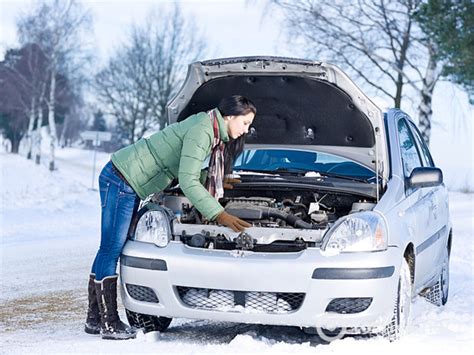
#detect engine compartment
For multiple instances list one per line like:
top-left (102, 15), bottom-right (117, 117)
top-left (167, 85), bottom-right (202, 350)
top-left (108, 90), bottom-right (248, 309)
top-left (161, 187), bottom-right (375, 228)
top-left (154, 184), bottom-right (377, 252)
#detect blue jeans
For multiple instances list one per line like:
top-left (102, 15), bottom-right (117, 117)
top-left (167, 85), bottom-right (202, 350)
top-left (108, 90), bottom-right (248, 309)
top-left (91, 161), bottom-right (139, 281)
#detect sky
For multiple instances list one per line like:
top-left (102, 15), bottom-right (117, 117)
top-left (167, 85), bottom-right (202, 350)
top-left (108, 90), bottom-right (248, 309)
top-left (0, 0), bottom-right (292, 63)
top-left (0, 0), bottom-right (472, 189)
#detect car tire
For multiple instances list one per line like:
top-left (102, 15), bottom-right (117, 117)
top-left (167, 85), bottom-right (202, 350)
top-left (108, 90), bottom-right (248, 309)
top-left (381, 258), bottom-right (412, 341)
top-left (125, 309), bottom-right (172, 334)
top-left (421, 245), bottom-right (450, 306)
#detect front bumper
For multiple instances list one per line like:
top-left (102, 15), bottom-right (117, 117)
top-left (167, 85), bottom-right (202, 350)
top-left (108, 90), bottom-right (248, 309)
top-left (120, 241), bottom-right (400, 329)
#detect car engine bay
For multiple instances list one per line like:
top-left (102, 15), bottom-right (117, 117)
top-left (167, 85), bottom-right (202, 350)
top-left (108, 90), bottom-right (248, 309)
top-left (152, 182), bottom-right (377, 252)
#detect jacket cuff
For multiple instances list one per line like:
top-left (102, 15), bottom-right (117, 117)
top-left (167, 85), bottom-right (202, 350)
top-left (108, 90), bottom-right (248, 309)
top-left (206, 205), bottom-right (225, 221)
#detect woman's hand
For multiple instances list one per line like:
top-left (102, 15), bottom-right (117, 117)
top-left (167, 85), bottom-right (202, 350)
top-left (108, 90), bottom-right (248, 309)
top-left (223, 177), bottom-right (241, 190)
top-left (216, 211), bottom-right (251, 232)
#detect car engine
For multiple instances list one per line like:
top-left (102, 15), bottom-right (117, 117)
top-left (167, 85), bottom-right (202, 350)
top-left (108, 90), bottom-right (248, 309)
top-left (152, 186), bottom-right (376, 252)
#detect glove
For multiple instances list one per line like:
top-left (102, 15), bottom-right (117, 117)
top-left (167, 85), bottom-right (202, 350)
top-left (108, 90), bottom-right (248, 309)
top-left (216, 211), bottom-right (251, 232)
top-left (223, 177), bottom-right (241, 190)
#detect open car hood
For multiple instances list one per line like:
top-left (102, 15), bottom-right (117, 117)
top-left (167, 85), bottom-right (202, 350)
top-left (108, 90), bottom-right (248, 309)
top-left (167, 56), bottom-right (389, 184)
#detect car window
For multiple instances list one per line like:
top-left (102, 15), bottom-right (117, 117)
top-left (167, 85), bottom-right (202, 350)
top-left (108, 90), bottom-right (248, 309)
top-left (234, 148), bottom-right (375, 179)
top-left (398, 119), bottom-right (422, 177)
top-left (408, 121), bottom-right (434, 167)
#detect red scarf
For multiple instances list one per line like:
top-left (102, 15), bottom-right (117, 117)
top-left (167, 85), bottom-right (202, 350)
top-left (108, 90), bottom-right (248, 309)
top-left (205, 109), bottom-right (225, 200)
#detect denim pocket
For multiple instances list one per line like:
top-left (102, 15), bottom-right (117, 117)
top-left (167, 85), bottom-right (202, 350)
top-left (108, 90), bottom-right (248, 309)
top-left (100, 182), bottom-right (110, 208)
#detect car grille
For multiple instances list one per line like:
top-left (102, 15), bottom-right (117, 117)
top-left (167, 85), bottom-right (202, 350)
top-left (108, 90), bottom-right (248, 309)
top-left (325, 297), bottom-right (372, 314)
top-left (176, 286), bottom-right (304, 314)
top-left (126, 284), bottom-right (159, 303)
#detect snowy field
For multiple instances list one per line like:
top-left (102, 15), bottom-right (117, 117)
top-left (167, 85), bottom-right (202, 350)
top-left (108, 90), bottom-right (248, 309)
top-left (0, 148), bottom-right (473, 354)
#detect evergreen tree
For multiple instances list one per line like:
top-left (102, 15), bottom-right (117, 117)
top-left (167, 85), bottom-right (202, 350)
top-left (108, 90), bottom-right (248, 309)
top-left (415, 0), bottom-right (474, 102)
top-left (91, 110), bottom-right (107, 131)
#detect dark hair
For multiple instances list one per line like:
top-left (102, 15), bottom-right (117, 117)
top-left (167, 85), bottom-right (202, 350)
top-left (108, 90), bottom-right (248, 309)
top-left (224, 135), bottom-right (246, 175)
top-left (218, 95), bottom-right (256, 174)
top-left (217, 95), bottom-right (257, 175)
top-left (217, 95), bottom-right (257, 117)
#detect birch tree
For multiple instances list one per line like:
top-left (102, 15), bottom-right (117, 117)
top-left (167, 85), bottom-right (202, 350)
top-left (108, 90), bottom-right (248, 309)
top-left (17, 0), bottom-right (92, 170)
top-left (95, 4), bottom-right (207, 144)
top-left (17, 44), bottom-right (48, 161)
top-left (268, 0), bottom-right (446, 145)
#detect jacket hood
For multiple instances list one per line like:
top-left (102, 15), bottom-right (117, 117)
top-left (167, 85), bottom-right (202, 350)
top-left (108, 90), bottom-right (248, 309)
top-left (167, 56), bottom-right (389, 182)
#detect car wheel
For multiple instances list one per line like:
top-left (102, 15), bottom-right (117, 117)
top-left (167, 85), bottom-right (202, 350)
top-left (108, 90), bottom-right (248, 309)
top-left (125, 309), bottom-right (172, 334)
top-left (421, 245), bottom-right (450, 306)
top-left (381, 258), bottom-right (412, 341)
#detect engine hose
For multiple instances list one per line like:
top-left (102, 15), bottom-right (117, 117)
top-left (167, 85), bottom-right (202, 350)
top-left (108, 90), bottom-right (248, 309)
top-left (281, 199), bottom-right (307, 210)
top-left (260, 207), bottom-right (316, 229)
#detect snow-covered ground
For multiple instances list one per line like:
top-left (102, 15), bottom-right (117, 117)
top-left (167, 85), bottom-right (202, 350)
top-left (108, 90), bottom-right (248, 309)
top-left (0, 148), bottom-right (473, 354)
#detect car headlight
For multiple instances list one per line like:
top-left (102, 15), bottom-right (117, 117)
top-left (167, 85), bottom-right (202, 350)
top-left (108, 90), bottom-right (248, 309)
top-left (133, 208), bottom-right (172, 247)
top-left (322, 211), bottom-right (387, 254)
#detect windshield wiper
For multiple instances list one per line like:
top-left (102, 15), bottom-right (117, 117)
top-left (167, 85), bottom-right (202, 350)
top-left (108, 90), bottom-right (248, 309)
top-left (317, 171), bottom-right (373, 183)
top-left (236, 167), bottom-right (306, 175)
top-left (236, 167), bottom-right (372, 183)
top-left (271, 167), bottom-right (309, 173)
top-left (234, 168), bottom-right (273, 174)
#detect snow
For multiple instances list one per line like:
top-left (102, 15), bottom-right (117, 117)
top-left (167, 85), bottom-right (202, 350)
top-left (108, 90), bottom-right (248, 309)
top-left (1, 148), bottom-right (473, 354)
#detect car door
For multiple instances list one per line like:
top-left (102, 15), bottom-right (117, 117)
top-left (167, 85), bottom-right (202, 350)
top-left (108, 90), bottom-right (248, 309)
top-left (408, 121), bottom-right (449, 272)
top-left (397, 118), bottom-right (438, 286)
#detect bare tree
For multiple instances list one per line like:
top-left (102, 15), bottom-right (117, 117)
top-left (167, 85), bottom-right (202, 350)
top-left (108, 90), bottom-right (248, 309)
top-left (17, 0), bottom-right (92, 170)
top-left (59, 102), bottom-right (88, 147)
top-left (54, 72), bottom-right (85, 147)
top-left (268, 0), bottom-right (443, 145)
top-left (95, 4), bottom-right (207, 144)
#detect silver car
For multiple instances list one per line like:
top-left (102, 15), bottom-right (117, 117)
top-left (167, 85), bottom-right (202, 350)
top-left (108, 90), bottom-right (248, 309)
top-left (119, 57), bottom-right (451, 341)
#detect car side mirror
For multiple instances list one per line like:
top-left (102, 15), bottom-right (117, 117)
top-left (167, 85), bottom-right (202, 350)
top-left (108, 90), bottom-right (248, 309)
top-left (407, 167), bottom-right (443, 189)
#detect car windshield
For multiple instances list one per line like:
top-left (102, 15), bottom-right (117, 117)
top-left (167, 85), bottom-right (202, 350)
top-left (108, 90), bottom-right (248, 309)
top-left (234, 148), bottom-right (376, 180)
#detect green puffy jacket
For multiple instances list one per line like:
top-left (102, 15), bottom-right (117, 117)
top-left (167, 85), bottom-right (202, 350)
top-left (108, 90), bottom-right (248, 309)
top-left (111, 110), bottom-right (229, 221)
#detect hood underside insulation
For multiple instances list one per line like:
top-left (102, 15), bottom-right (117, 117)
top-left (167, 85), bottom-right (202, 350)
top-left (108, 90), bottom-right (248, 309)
top-left (177, 75), bottom-right (375, 147)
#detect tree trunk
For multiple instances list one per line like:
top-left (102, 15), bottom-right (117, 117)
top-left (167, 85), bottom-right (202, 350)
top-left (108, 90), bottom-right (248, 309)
top-left (47, 65), bottom-right (57, 171)
top-left (11, 137), bottom-right (20, 154)
top-left (34, 111), bottom-right (43, 165)
top-left (418, 45), bottom-right (439, 147)
top-left (59, 113), bottom-right (69, 148)
top-left (26, 98), bottom-right (36, 160)
top-left (394, 17), bottom-right (413, 109)
top-left (130, 119), bottom-right (136, 144)
top-left (394, 76), bottom-right (403, 108)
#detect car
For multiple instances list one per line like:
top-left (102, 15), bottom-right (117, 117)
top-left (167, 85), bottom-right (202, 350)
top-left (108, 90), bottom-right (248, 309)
top-left (119, 56), bottom-right (452, 341)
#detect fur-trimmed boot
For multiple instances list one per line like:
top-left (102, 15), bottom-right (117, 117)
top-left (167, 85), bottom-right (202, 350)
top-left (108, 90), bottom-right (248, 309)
top-left (84, 273), bottom-right (101, 335)
top-left (94, 275), bottom-right (137, 340)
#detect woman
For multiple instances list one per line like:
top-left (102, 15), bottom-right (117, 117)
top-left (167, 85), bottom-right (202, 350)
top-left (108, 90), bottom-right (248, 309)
top-left (85, 95), bottom-right (256, 340)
